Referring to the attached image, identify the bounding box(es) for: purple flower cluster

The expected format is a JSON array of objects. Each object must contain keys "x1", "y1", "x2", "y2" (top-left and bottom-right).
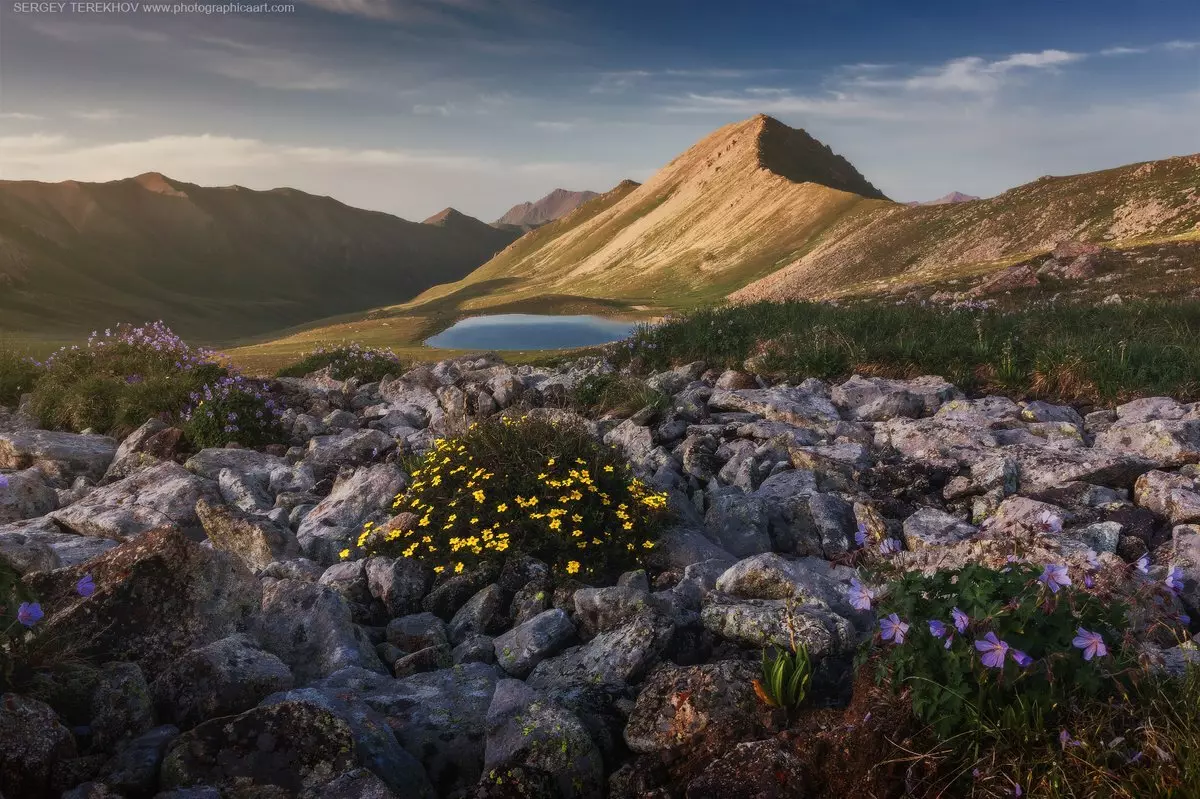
[
  {"x1": 183, "y1": 374, "x2": 281, "y2": 434},
  {"x1": 38, "y1": 321, "x2": 221, "y2": 371},
  {"x1": 11, "y1": 573, "x2": 95, "y2": 631}
]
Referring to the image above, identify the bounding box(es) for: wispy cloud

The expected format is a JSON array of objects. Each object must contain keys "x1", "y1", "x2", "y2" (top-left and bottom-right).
[
  {"x1": 590, "y1": 70, "x2": 652, "y2": 94},
  {"x1": 903, "y1": 49, "x2": 1083, "y2": 92},
  {"x1": 0, "y1": 112, "x2": 45, "y2": 121},
  {"x1": 70, "y1": 109, "x2": 127, "y2": 122}
]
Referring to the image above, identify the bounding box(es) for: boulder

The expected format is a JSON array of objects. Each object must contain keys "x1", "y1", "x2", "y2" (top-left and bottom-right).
[
  {"x1": 573, "y1": 570, "x2": 651, "y2": 636},
  {"x1": 704, "y1": 491, "x2": 772, "y2": 558},
  {"x1": 685, "y1": 738, "x2": 809, "y2": 799},
  {"x1": 23, "y1": 527, "x2": 261, "y2": 681},
  {"x1": 99, "y1": 724, "x2": 180, "y2": 797},
  {"x1": 0, "y1": 467, "x2": 58, "y2": 524},
  {"x1": 483, "y1": 680, "x2": 604, "y2": 799},
  {"x1": 0, "y1": 429, "x2": 117, "y2": 483},
  {"x1": 255, "y1": 578, "x2": 386, "y2": 684},
  {"x1": 385, "y1": 612, "x2": 450, "y2": 653},
  {"x1": 50, "y1": 462, "x2": 219, "y2": 540},
  {"x1": 969, "y1": 264, "x2": 1039, "y2": 296},
  {"x1": 494, "y1": 608, "x2": 576, "y2": 678},
  {"x1": 90, "y1": 661, "x2": 155, "y2": 749},
  {"x1": 1095, "y1": 420, "x2": 1200, "y2": 468},
  {"x1": 708, "y1": 387, "x2": 841, "y2": 431},
  {"x1": 195, "y1": 498, "x2": 301, "y2": 571},
  {"x1": 449, "y1": 583, "x2": 506, "y2": 644},
  {"x1": 624, "y1": 661, "x2": 783, "y2": 756},
  {"x1": 103, "y1": 419, "x2": 182, "y2": 483},
  {"x1": 527, "y1": 612, "x2": 673, "y2": 692},
  {"x1": 700, "y1": 595, "x2": 855, "y2": 657},
  {"x1": 365, "y1": 556, "x2": 431, "y2": 617},
  {"x1": 184, "y1": 447, "x2": 288, "y2": 482},
  {"x1": 0, "y1": 693, "x2": 77, "y2": 799},
  {"x1": 216, "y1": 467, "x2": 274, "y2": 514},
  {"x1": 902, "y1": 507, "x2": 978, "y2": 550},
  {"x1": 150, "y1": 634, "x2": 295, "y2": 730},
  {"x1": 304, "y1": 429, "x2": 395, "y2": 474},
  {"x1": 296, "y1": 464, "x2": 406, "y2": 564},
  {"x1": 159, "y1": 701, "x2": 359, "y2": 796}
]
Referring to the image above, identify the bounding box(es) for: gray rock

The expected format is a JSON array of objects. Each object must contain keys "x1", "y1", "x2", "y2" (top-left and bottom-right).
[
  {"x1": 184, "y1": 448, "x2": 288, "y2": 482},
  {"x1": 1069, "y1": 521, "x2": 1123, "y2": 554},
  {"x1": 527, "y1": 612, "x2": 673, "y2": 691},
  {"x1": 50, "y1": 462, "x2": 219, "y2": 540},
  {"x1": 700, "y1": 595, "x2": 856, "y2": 657},
  {"x1": 150, "y1": 634, "x2": 294, "y2": 730},
  {"x1": 393, "y1": 645, "x2": 452, "y2": 677},
  {"x1": 573, "y1": 570, "x2": 651, "y2": 636},
  {"x1": 0, "y1": 429, "x2": 117, "y2": 482},
  {"x1": 195, "y1": 498, "x2": 301, "y2": 571},
  {"x1": 302, "y1": 768, "x2": 395, "y2": 799},
  {"x1": 833, "y1": 374, "x2": 962, "y2": 418},
  {"x1": 319, "y1": 560, "x2": 373, "y2": 608},
  {"x1": 453, "y1": 634, "x2": 497, "y2": 665},
  {"x1": 100, "y1": 724, "x2": 180, "y2": 796},
  {"x1": 90, "y1": 661, "x2": 155, "y2": 749},
  {"x1": 306, "y1": 430, "x2": 396, "y2": 474},
  {"x1": 386, "y1": 612, "x2": 449, "y2": 653},
  {"x1": 0, "y1": 467, "x2": 58, "y2": 524},
  {"x1": 808, "y1": 492, "x2": 856, "y2": 557},
  {"x1": 1114, "y1": 397, "x2": 1187, "y2": 425},
  {"x1": 483, "y1": 679, "x2": 604, "y2": 799},
  {"x1": 713, "y1": 553, "x2": 856, "y2": 614},
  {"x1": 216, "y1": 467, "x2": 273, "y2": 514},
  {"x1": 604, "y1": 419, "x2": 655, "y2": 468},
  {"x1": 0, "y1": 692, "x2": 77, "y2": 798},
  {"x1": 449, "y1": 583, "x2": 505, "y2": 644},
  {"x1": 296, "y1": 463, "x2": 406, "y2": 564},
  {"x1": 1095, "y1": 420, "x2": 1200, "y2": 468},
  {"x1": 704, "y1": 491, "x2": 771, "y2": 558},
  {"x1": 0, "y1": 518, "x2": 64, "y2": 574},
  {"x1": 261, "y1": 557, "x2": 325, "y2": 582},
  {"x1": 365, "y1": 556, "x2": 431, "y2": 617},
  {"x1": 1172, "y1": 524, "x2": 1200, "y2": 614},
  {"x1": 983, "y1": 495, "x2": 1068, "y2": 536},
  {"x1": 902, "y1": 507, "x2": 978, "y2": 550},
  {"x1": 354, "y1": 661, "x2": 499, "y2": 797},
  {"x1": 102, "y1": 418, "x2": 171, "y2": 483},
  {"x1": 494, "y1": 608, "x2": 576, "y2": 678},
  {"x1": 256, "y1": 578, "x2": 386, "y2": 684},
  {"x1": 708, "y1": 387, "x2": 841, "y2": 431}
]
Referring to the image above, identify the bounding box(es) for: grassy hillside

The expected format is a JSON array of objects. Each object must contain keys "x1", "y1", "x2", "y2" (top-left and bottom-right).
[
  {"x1": 734, "y1": 153, "x2": 1200, "y2": 301},
  {"x1": 0, "y1": 173, "x2": 519, "y2": 343}
]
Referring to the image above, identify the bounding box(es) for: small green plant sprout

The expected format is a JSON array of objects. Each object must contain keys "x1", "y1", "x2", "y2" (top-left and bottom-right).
[{"x1": 753, "y1": 601, "x2": 813, "y2": 711}]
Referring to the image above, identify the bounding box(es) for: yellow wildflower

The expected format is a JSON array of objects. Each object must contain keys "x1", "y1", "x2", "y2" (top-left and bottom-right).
[
  {"x1": 566, "y1": 561, "x2": 580, "y2": 574},
  {"x1": 339, "y1": 548, "x2": 351, "y2": 560}
]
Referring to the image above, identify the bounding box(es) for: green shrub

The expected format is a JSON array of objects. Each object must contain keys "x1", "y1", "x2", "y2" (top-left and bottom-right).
[
  {"x1": 349, "y1": 414, "x2": 670, "y2": 580},
  {"x1": 182, "y1": 375, "x2": 284, "y2": 449},
  {"x1": 30, "y1": 323, "x2": 226, "y2": 436},
  {"x1": 0, "y1": 348, "x2": 41, "y2": 407},
  {"x1": 276, "y1": 343, "x2": 403, "y2": 382},
  {"x1": 569, "y1": 373, "x2": 669, "y2": 416}
]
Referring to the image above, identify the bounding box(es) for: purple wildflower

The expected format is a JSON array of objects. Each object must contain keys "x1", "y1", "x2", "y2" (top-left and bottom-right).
[
  {"x1": 928, "y1": 619, "x2": 947, "y2": 638},
  {"x1": 878, "y1": 538, "x2": 902, "y2": 555},
  {"x1": 1039, "y1": 563, "x2": 1072, "y2": 594},
  {"x1": 1136, "y1": 554, "x2": 1150, "y2": 574},
  {"x1": 880, "y1": 613, "x2": 910, "y2": 645},
  {"x1": 17, "y1": 602, "x2": 43, "y2": 627},
  {"x1": 1084, "y1": 574, "x2": 1095, "y2": 589},
  {"x1": 974, "y1": 631, "x2": 1010, "y2": 669},
  {"x1": 76, "y1": 573, "x2": 95, "y2": 598},
  {"x1": 854, "y1": 522, "x2": 868, "y2": 547},
  {"x1": 1059, "y1": 729, "x2": 1081, "y2": 749},
  {"x1": 1038, "y1": 510, "x2": 1063, "y2": 534},
  {"x1": 1072, "y1": 627, "x2": 1108, "y2": 661},
  {"x1": 1010, "y1": 648, "x2": 1033, "y2": 667},
  {"x1": 848, "y1": 577, "x2": 876, "y2": 611},
  {"x1": 0, "y1": 474, "x2": 8, "y2": 490},
  {"x1": 952, "y1": 607, "x2": 970, "y2": 634},
  {"x1": 1166, "y1": 566, "x2": 1184, "y2": 594}
]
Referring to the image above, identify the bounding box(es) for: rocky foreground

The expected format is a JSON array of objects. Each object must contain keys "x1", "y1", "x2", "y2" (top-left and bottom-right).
[{"x1": 2, "y1": 354, "x2": 1199, "y2": 797}]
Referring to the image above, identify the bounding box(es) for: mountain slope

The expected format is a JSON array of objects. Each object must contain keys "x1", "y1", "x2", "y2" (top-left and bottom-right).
[
  {"x1": 906, "y1": 192, "x2": 980, "y2": 206},
  {"x1": 402, "y1": 114, "x2": 889, "y2": 314},
  {"x1": 496, "y1": 188, "x2": 600, "y2": 228},
  {"x1": 733, "y1": 153, "x2": 1200, "y2": 302},
  {"x1": 0, "y1": 174, "x2": 521, "y2": 342}
]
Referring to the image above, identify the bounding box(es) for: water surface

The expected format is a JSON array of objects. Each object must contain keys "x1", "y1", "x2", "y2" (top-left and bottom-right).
[{"x1": 425, "y1": 314, "x2": 635, "y2": 351}]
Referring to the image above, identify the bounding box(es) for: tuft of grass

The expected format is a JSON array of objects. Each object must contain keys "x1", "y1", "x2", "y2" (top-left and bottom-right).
[
  {"x1": 0, "y1": 347, "x2": 42, "y2": 408},
  {"x1": 569, "y1": 373, "x2": 669, "y2": 417},
  {"x1": 617, "y1": 300, "x2": 1200, "y2": 404},
  {"x1": 274, "y1": 343, "x2": 403, "y2": 382}
]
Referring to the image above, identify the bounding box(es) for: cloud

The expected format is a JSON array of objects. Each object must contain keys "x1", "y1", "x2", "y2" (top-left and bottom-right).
[
  {"x1": 0, "y1": 112, "x2": 45, "y2": 121},
  {"x1": 70, "y1": 109, "x2": 127, "y2": 122},
  {"x1": 533, "y1": 120, "x2": 576, "y2": 131},
  {"x1": 904, "y1": 49, "x2": 1083, "y2": 92},
  {"x1": 1164, "y1": 40, "x2": 1200, "y2": 50},
  {"x1": 1100, "y1": 46, "x2": 1148, "y2": 56},
  {"x1": 590, "y1": 70, "x2": 652, "y2": 94}
]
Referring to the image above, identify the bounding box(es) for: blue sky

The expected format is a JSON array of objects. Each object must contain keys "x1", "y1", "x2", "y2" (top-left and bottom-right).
[{"x1": 0, "y1": 0, "x2": 1196, "y2": 220}]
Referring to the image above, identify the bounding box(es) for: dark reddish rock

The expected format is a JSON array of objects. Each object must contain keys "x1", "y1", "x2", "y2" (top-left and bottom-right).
[
  {"x1": 0, "y1": 693, "x2": 77, "y2": 799},
  {"x1": 686, "y1": 738, "x2": 811, "y2": 798}
]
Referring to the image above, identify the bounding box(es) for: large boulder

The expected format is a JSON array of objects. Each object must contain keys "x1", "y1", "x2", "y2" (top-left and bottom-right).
[
  {"x1": 194, "y1": 498, "x2": 301, "y2": 571},
  {"x1": 150, "y1": 634, "x2": 295, "y2": 730},
  {"x1": 296, "y1": 464, "x2": 406, "y2": 564},
  {"x1": 0, "y1": 467, "x2": 58, "y2": 524},
  {"x1": 700, "y1": 595, "x2": 856, "y2": 657},
  {"x1": 708, "y1": 387, "x2": 841, "y2": 431},
  {"x1": 527, "y1": 612, "x2": 674, "y2": 692},
  {"x1": 184, "y1": 447, "x2": 288, "y2": 482},
  {"x1": 704, "y1": 491, "x2": 772, "y2": 558},
  {"x1": 255, "y1": 578, "x2": 386, "y2": 684},
  {"x1": 483, "y1": 679, "x2": 605, "y2": 799},
  {"x1": 23, "y1": 527, "x2": 262, "y2": 681},
  {"x1": 0, "y1": 429, "x2": 117, "y2": 483},
  {"x1": 624, "y1": 661, "x2": 783, "y2": 757},
  {"x1": 0, "y1": 516, "x2": 119, "y2": 572},
  {"x1": 494, "y1": 608, "x2": 576, "y2": 678},
  {"x1": 902, "y1": 507, "x2": 978, "y2": 550},
  {"x1": 103, "y1": 419, "x2": 182, "y2": 483},
  {"x1": 49, "y1": 462, "x2": 219, "y2": 540},
  {"x1": 0, "y1": 693, "x2": 77, "y2": 799},
  {"x1": 159, "y1": 701, "x2": 359, "y2": 796},
  {"x1": 1095, "y1": 420, "x2": 1200, "y2": 469}
]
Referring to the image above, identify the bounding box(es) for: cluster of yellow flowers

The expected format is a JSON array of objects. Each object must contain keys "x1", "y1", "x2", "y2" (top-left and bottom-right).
[{"x1": 341, "y1": 416, "x2": 669, "y2": 579}]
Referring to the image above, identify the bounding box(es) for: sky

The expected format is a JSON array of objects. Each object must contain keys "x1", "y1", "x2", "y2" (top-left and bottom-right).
[{"x1": 0, "y1": 0, "x2": 1197, "y2": 221}]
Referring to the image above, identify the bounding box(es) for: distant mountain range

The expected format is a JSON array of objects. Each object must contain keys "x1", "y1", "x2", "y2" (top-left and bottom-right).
[
  {"x1": 905, "y1": 191, "x2": 980, "y2": 206},
  {"x1": 495, "y1": 188, "x2": 600, "y2": 229},
  {"x1": 0, "y1": 174, "x2": 520, "y2": 341}
]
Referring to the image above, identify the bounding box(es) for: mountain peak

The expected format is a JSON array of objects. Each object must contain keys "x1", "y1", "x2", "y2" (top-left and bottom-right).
[
  {"x1": 750, "y1": 115, "x2": 888, "y2": 200},
  {"x1": 495, "y1": 188, "x2": 600, "y2": 227},
  {"x1": 423, "y1": 207, "x2": 475, "y2": 226},
  {"x1": 132, "y1": 172, "x2": 188, "y2": 198}
]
